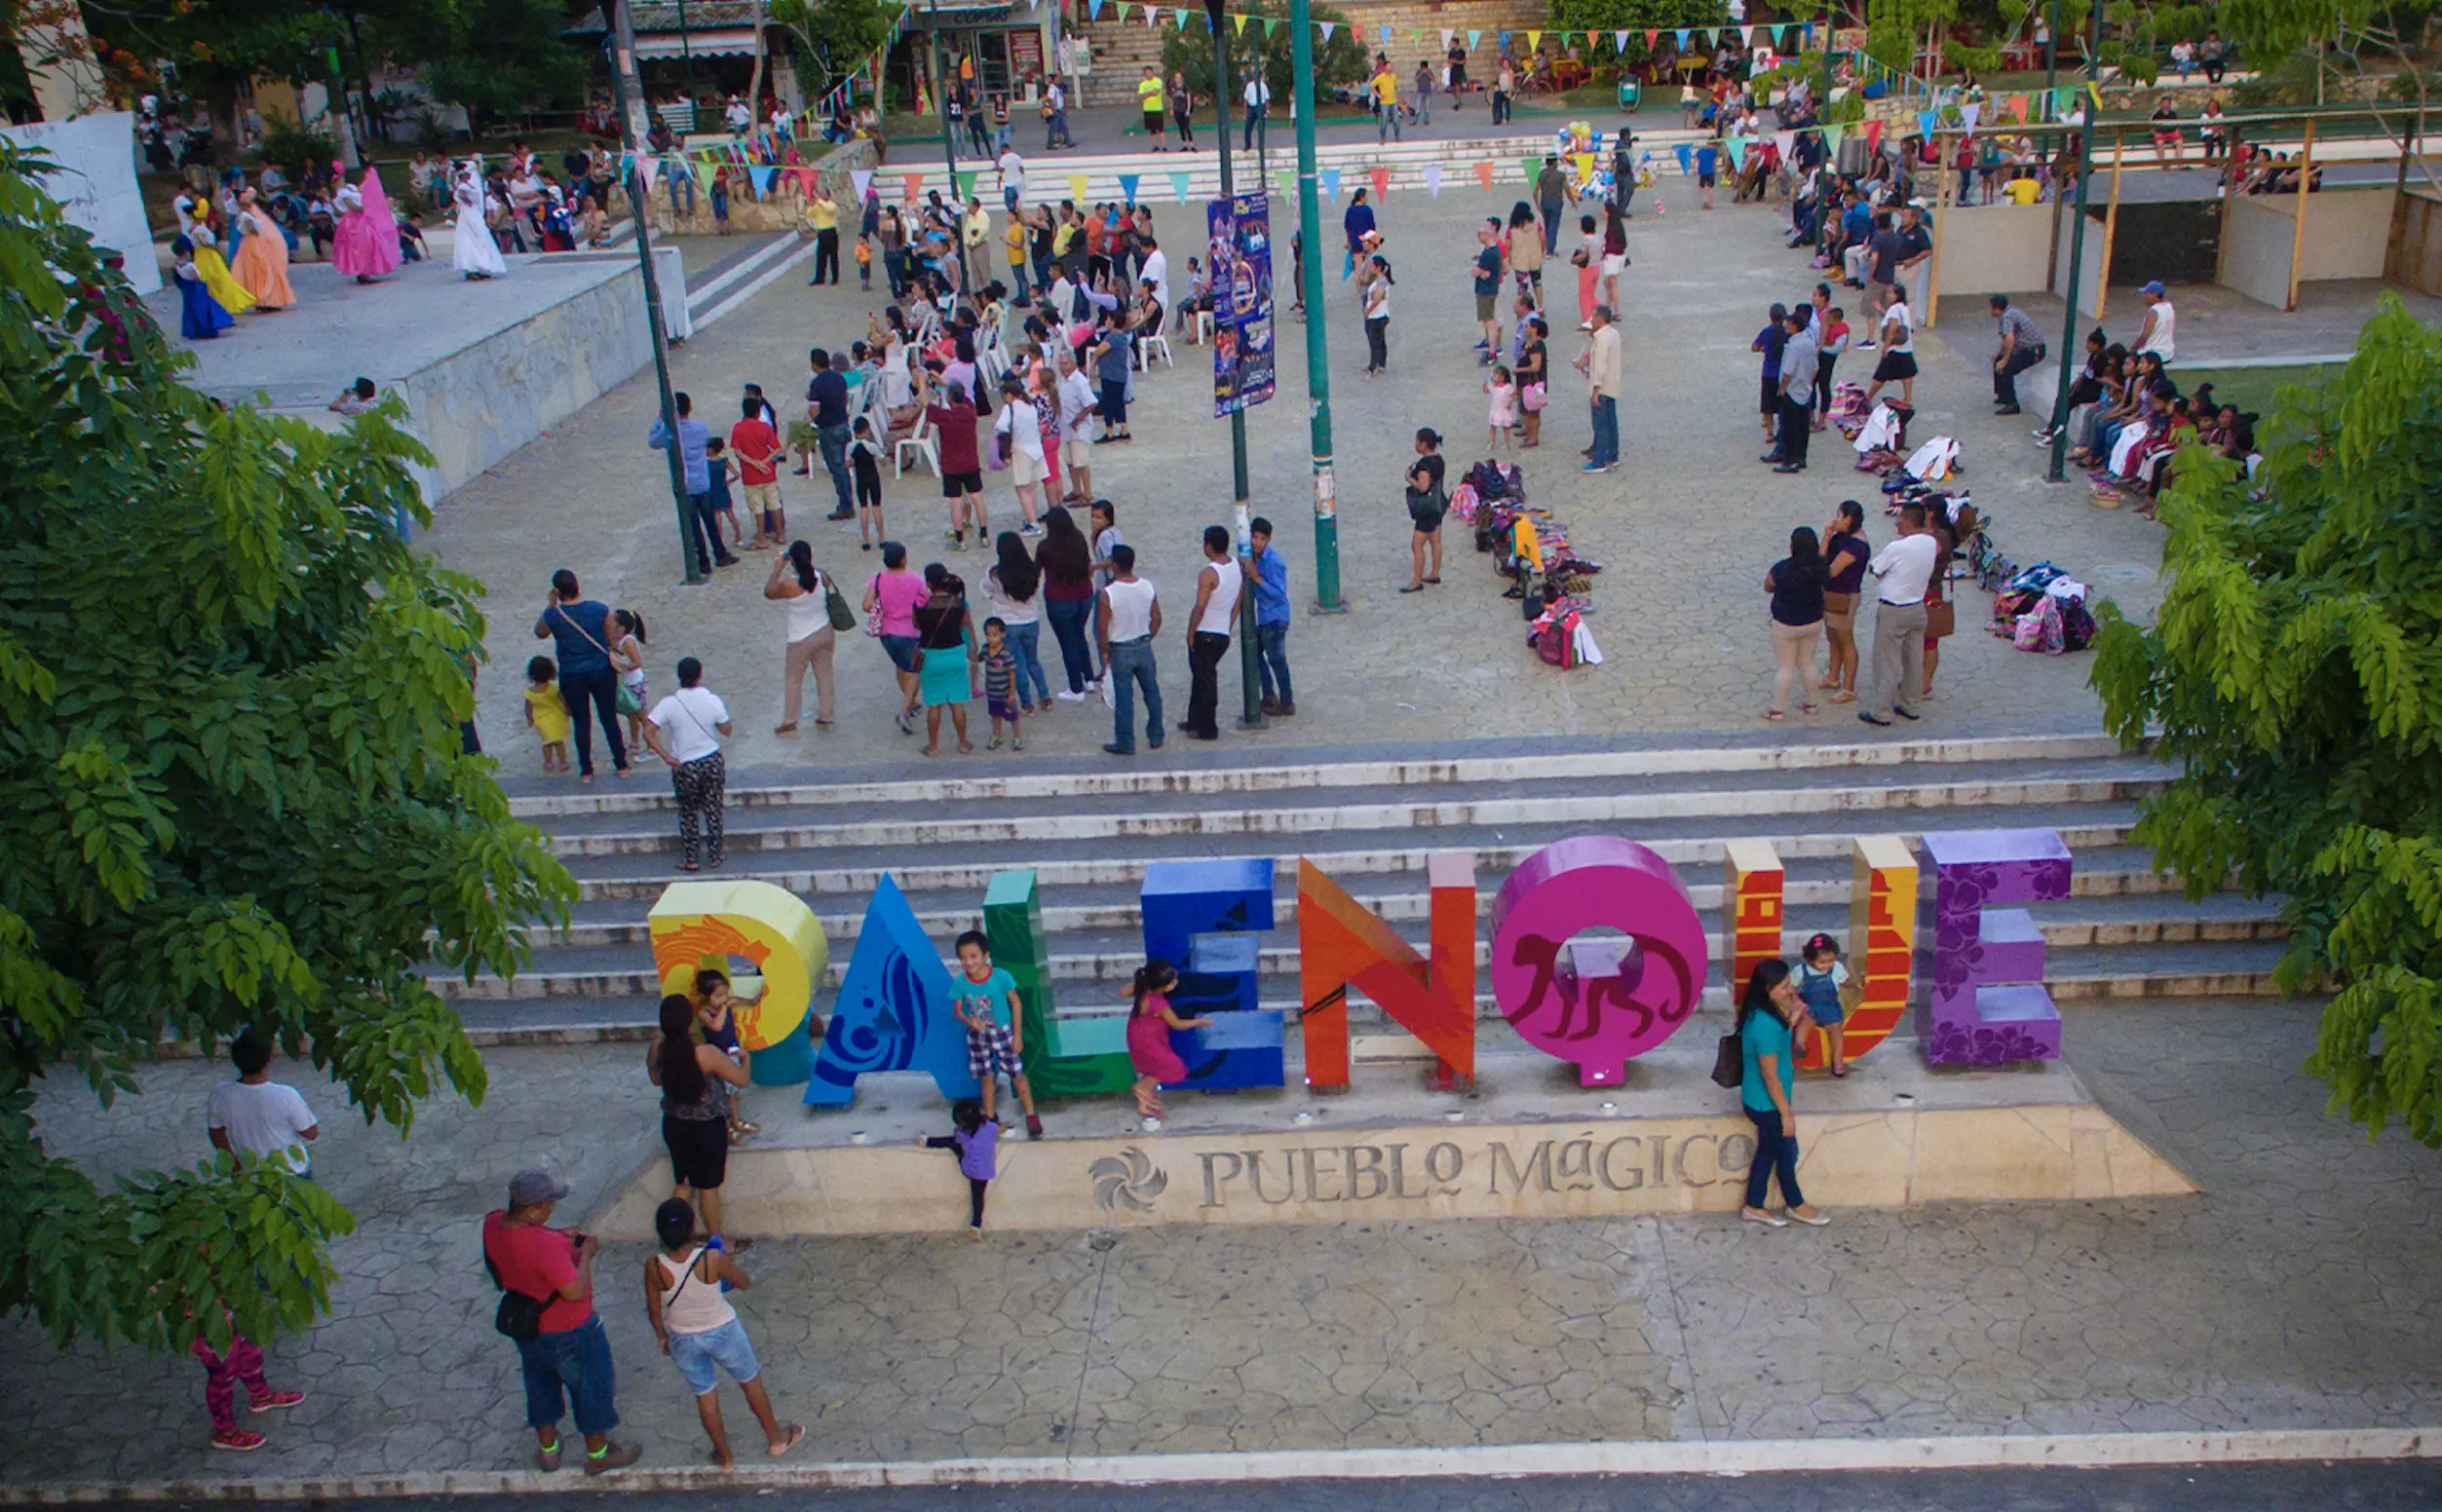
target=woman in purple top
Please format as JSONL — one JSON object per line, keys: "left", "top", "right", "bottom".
{"left": 862, "top": 541, "right": 931, "bottom": 733}
{"left": 1820, "top": 501, "right": 1872, "bottom": 703}
{"left": 919, "top": 1098, "right": 999, "bottom": 1237}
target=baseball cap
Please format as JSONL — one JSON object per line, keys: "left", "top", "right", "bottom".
{"left": 508, "top": 1170, "right": 571, "bottom": 1208}
{"left": 2142, "top": 280, "right": 2166, "bottom": 294}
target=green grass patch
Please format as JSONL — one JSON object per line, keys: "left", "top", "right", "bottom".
{"left": 2174, "top": 362, "right": 2342, "bottom": 417}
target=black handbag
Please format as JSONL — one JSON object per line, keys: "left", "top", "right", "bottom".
{"left": 1710, "top": 1027, "right": 1744, "bottom": 1089}
{"left": 494, "top": 1288, "right": 546, "bottom": 1341}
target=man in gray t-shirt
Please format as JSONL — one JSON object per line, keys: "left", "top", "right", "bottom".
{"left": 1773, "top": 308, "right": 1820, "bottom": 473}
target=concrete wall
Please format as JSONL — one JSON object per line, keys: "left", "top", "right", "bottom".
{"left": 1931, "top": 203, "right": 2052, "bottom": 297}
{"left": 2050, "top": 207, "right": 2105, "bottom": 320}
{"left": 2224, "top": 196, "right": 2299, "bottom": 308}
{"left": 2, "top": 111, "right": 162, "bottom": 294}
{"left": 2297, "top": 184, "right": 2393, "bottom": 282}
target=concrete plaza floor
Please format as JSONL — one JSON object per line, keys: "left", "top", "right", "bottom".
{"left": 1, "top": 998, "right": 2435, "bottom": 1489}
{"left": 428, "top": 181, "right": 2194, "bottom": 779}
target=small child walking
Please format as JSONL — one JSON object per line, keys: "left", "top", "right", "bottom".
{"left": 848, "top": 415, "right": 886, "bottom": 549}
{"left": 979, "top": 617, "right": 1023, "bottom": 751}
{"left": 709, "top": 168, "right": 732, "bottom": 233}
{"left": 855, "top": 232, "right": 874, "bottom": 290}
{"left": 612, "top": 609, "right": 650, "bottom": 753}
{"left": 524, "top": 656, "right": 571, "bottom": 773}
{"left": 704, "top": 436, "right": 744, "bottom": 551}
{"left": 1124, "top": 960, "right": 1208, "bottom": 1126}
{"left": 950, "top": 930, "right": 1043, "bottom": 1136}
{"left": 918, "top": 1097, "right": 998, "bottom": 1238}
{"left": 191, "top": 1323, "right": 305, "bottom": 1452}
{"left": 1485, "top": 363, "right": 1517, "bottom": 449}
{"left": 1796, "top": 930, "right": 1853, "bottom": 1077}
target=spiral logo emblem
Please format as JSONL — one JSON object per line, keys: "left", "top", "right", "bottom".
{"left": 1088, "top": 1148, "right": 1168, "bottom": 1213}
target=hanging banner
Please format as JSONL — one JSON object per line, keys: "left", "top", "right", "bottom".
{"left": 1321, "top": 167, "right": 1341, "bottom": 200}
{"left": 1645, "top": 28, "right": 1659, "bottom": 48}
{"left": 850, "top": 168, "right": 874, "bottom": 201}
{"left": 1276, "top": 169, "right": 1294, "bottom": 205}
{"left": 1442, "top": 27, "right": 1455, "bottom": 48}
{"left": 1234, "top": 12, "right": 1249, "bottom": 30}
{"left": 1170, "top": 170, "right": 1191, "bottom": 202}
{"left": 902, "top": 172, "right": 923, "bottom": 202}
{"left": 1527, "top": 29, "right": 1541, "bottom": 50}
{"left": 1916, "top": 110, "right": 1936, "bottom": 140}
{"left": 1724, "top": 137, "right": 1745, "bottom": 171}
{"left": 1518, "top": 155, "right": 1540, "bottom": 187}
{"left": 1424, "top": 163, "right": 1444, "bottom": 198}
{"left": 1472, "top": 160, "right": 1494, "bottom": 190}
{"left": 1207, "top": 190, "right": 1277, "bottom": 418}
{"left": 1863, "top": 119, "right": 1885, "bottom": 154}
{"left": 751, "top": 166, "right": 777, "bottom": 193}
{"left": 954, "top": 169, "right": 978, "bottom": 201}
{"left": 1119, "top": 171, "right": 1141, "bottom": 203}
{"left": 2007, "top": 93, "right": 2030, "bottom": 124}
{"left": 1961, "top": 102, "right": 1982, "bottom": 135}
{"left": 1674, "top": 142, "right": 1693, "bottom": 175}
{"left": 1468, "top": 28, "right": 1482, "bottom": 48}
{"left": 1774, "top": 132, "right": 1794, "bottom": 161}
{"left": 1319, "top": 20, "right": 1335, "bottom": 42}
{"left": 1369, "top": 166, "right": 1391, "bottom": 201}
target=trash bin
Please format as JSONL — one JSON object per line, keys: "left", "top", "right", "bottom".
{"left": 1617, "top": 78, "right": 1643, "bottom": 111}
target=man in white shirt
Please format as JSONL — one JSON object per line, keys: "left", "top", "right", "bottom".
{"left": 1138, "top": 237, "right": 1170, "bottom": 316}
{"left": 1577, "top": 303, "right": 1622, "bottom": 472}
{"left": 723, "top": 94, "right": 751, "bottom": 134}
{"left": 996, "top": 145, "right": 1026, "bottom": 212}
{"left": 1044, "top": 80, "right": 1073, "bottom": 150}
{"left": 1860, "top": 501, "right": 1938, "bottom": 727}
{"left": 1097, "top": 543, "right": 1164, "bottom": 755}
{"left": 1181, "top": 524, "right": 1241, "bottom": 741}
{"left": 1243, "top": 75, "right": 1272, "bottom": 152}
{"left": 2134, "top": 280, "right": 2176, "bottom": 363}
{"left": 1055, "top": 349, "right": 1097, "bottom": 504}
{"left": 640, "top": 657, "right": 735, "bottom": 870}
{"left": 208, "top": 1031, "right": 320, "bottom": 1176}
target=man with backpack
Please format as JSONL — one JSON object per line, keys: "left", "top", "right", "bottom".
{"left": 483, "top": 1170, "right": 644, "bottom": 1474}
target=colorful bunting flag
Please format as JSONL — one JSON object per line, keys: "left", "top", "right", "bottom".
{"left": 1069, "top": 172, "right": 1088, "bottom": 203}
{"left": 1369, "top": 166, "right": 1390, "bottom": 200}
{"left": 1674, "top": 28, "right": 1690, "bottom": 48}
{"left": 1917, "top": 110, "right": 1935, "bottom": 139}
{"left": 1441, "top": 27, "right": 1454, "bottom": 49}
{"left": 636, "top": 156, "right": 657, "bottom": 194}
{"left": 1527, "top": 29, "right": 1541, "bottom": 50}
{"left": 1724, "top": 137, "right": 1745, "bottom": 170}
{"left": 1467, "top": 28, "right": 1481, "bottom": 49}
{"left": 1232, "top": 12, "right": 1248, "bottom": 30}
{"left": 1145, "top": 4, "right": 1158, "bottom": 26}
{"left": 1774, "top": 131, "right": 1794, "bottom": 160}
{"left": 751, "top": 166, "right": 775, "bottom": 193}
{"left": 1822, "top": 123, "right": 1844, "bottom": 155}
{"left": 1276, "top": 169, "right": 1294, "bottom": 205}
{"left": 1863, "top": 119, "right": 1884, "bottom": 154}
{"left": 1674, "top": 143, "right": 1692, "bottom": 174}
{"left": 2007, "top": 93, "right": 2029, "bottom": 124}
{"left": 1318, "top": 19, "right": 1333, "bottom": 41}
{"left": 1645, "top": 28, "right": 1658, "bottom": 47}
{"left": 1618, "top": 29, "right": 1632, "bottom": 52}
{"left": 1169, "top": 170, "right": 1190, "bottom": 202}
{"left": 850, "top": 168, "right": 873, "bottom": 200}
{"left": 1423, "top": 163, "right": 1444, "bottom": 198}
{"left": 1472, "top": 160, "right": 1494, "bottom": 190}
{"left": 1382, "top": 24, "right": 1392, "bottom": 43}
{"left": 901, "top": 172, "right": 922, "bottom": 202}
{"left": 1961, "top": 102, "right": 1981, "bottom": 135}
{"left": 1118, "top": 171, "right": 1140, "bottom": 203}
{"left": 1262, "top": 15, "right": 1278, "bottom": 33}
{"left": 1116, "top": 1, "right": 1130, "bottom": 18}
{"left": 1174, "top": 7, "right": 1188, "bottom": 27}
{"left": 1321, "top": 167, "right": 1341, "bottom": 200}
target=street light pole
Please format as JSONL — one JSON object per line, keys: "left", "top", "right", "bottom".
{"left": 933, "top": 0, "right": 961, "bottom": 175}
{"left": 609, "top": 0, "right": 708, "bottom": 582}
{"left": 1288, "top": 0, "right": 1344, "bottom": 611}
{"left": 1207, "top": 0, "right": 1266, "bottom": 729}
{"left": 2043, "top": 0, "right": 2105, "bottom": 484}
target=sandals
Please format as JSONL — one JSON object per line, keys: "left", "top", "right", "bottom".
{"left": 768, "top": 1423, "right": 806, "bottom": 1458}
{"left": 773, "top": 723, "right": 798, "bottom": 736}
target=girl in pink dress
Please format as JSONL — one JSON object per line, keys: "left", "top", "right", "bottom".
{"left": 1125, "top": 961, "right": 1208, "bottom": 1123}
{"left": 330, "top": 165, "right": 403, "bottom": 284}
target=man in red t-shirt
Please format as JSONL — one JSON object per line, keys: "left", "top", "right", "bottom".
{"left": 729, "top": 397, "right": 784, "bottom": 549}
{"left": 482, "top": 1170, "right": 643, "bottom": 1474}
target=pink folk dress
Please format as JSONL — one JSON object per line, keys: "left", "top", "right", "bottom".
{"left": 330, "top": 168, "right": 403, "bottom": 280}
{"left": 1126, "top": 994, "right": 1189, "bottom": 1083}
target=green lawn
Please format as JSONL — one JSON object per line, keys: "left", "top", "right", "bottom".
{"left": 2174, "top": 362, "right": 2340, "bottom": 418}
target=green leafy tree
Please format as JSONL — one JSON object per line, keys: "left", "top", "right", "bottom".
{"left": 1159, "top": 0, "right": 1366, "bottom": 110}
{"left": 0, "top": 145, "right": 575, "bottom": 1353}
{"left": 769, "top": 0, "right": 898, "bottom": 104}
{"left": 1548, "top": 0, "right": 1734, "bottom": 69}
{"left": 2223, "top": 0, "right": 2441, "bottom": 184}
{"left": 2090, "top": 294, "right": 2442, "bottom": 1150}
{"left": 388, "top": 0, "right": 589, "bottom": 130}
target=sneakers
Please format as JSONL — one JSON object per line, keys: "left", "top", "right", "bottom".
{"left": 1102, "top": 742, "right": 1134, "bottom": 755}
{"left": 1026, "top": 1114, "right": 1045, "bottom": 1139}
{"left": 211, "top": 1428, "right": 268, "bottom": 1452}
{"left": 250, "top": 1390, "right": 306, "bottom": 1414}
{"left": 1055, "top": 689, "right": 1086, "bottom": 703}
{"left": 585, "top": 1441, "right": 644, "bottom": 1476}
{"left": 1020, "top": 522, "right": 1044, "bottom": 536}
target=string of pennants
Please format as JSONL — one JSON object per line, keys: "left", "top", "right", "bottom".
{"left": 1079, "top": 1, "right": 1823, "bottom": 57}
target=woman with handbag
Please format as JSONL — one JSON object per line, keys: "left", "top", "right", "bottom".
{"left": 1515, "top": 316, "right": 1549, "bottom": 448}
{"left": 912, "top": 563, "right": 978, "bottom": 757}
{"left": 765, "top": 543, "right": 844, "bottom": 735}
{"left": 1820, "top": 502, "right": 1871, "bottom": 703}
{"left": 1399, "top": 428, "right": 1448, "bottom": 595}
{"left": 640, "top": 659, "right": 735, "bottom": 872}
{"left": 1736, "top": 960, "right": 1829, "bottom": 1228}
{"left": 1921, "top": 513, "right": 1959, "bottom": 699}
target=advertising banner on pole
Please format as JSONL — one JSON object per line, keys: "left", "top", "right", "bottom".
{"left": 1207, "top": 189, "right": 1277, "bottom": 417}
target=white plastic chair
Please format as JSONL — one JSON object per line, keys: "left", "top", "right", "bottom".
{"left": 1192, "top": 309, "right": 1213, "bottom": 344}
{"left": 1139, "top": 333, "right": 1174, "bottom": 369}
{"left": 895, "top": 415, "right": 938, "bottom": 478}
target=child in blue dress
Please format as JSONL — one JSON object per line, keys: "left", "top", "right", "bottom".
{"left": 1795, "top": 931, "right": 1852, "bottom": 1077}
{"left": 173, "top": 237, "right": 234, "bottom": 340}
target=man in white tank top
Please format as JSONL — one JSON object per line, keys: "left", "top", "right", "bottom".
{"left": 1097, "top": 543, "right": 1164, "bottom": 754}
{"left": 1181, "top": 524, "right": 1241, "bottom": 740}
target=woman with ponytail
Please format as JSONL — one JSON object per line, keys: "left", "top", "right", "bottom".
{"left": 763, "top": 540, "right": 837, "bottom": 735}
{"left": 646, "top": 994, "right": 749, "bottom": 1240}
{"left": 1123, "top": 960, "right": 1209, "bottom": 1126}
{"left": 1736, "top": 961, "right": 1828, "bottom": 1229}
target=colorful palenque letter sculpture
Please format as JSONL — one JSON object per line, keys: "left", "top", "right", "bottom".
{"left": 804, "top": 875, "right": 979, "bottom": 1105}
{"left": 648, "top": 879, "right": 829, "bottom": 1083}
{"left": 1815, "top": 834, "right": 1916, "bottom": 1068}
{"left": 1139, "top": 857, "right": 1284, "bottom": 1090}
{"left": 1918, "top": 828, "right": 2071, "bottom": 1065}
{"left": 985, "top": 868, "right": 1134, "bottom": 1097}
{"left": 1297, "top": 851, "right": 1478, "bottom": 1093}
{"left": 1487, "top": 836, "right": 1708, "bottom": 1086}
{"left": 1722, "top": 838, "right": 1784, "bottom": 1000}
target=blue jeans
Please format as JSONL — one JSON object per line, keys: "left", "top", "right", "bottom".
{"left": 1256, "top": 622, "right": 1292, "bottom": 706}
{"left": 1007, "top": 619, "right": 1051, "bottom": 707}
{"left": 1743, "top": 1106, "right": 1806, "bottom": 1211}
{"left": 1107, "top": 637, "right": 1163, "bottom": 750}
{"left": 1589, "top": 395, "right": 1620, "bottom": 468}
{"left": 818, "top": 423, "right": 853, "bottom": 514}
{"left": 668, "top": 1316, "right": 761, "bottom": 1396}
{"left": 1046, "top": 596, "right": 1095, "bottom": 693}
{"left": 668, "top": 170, "right": 696, "bottom": 215}
{"left": 1378, "top": 107, "right": 1401, "bottom": 142}
{"left": 516, "top": 1314, "right": 621, "bottom": 1437}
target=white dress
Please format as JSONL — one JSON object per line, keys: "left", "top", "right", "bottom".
{"left": 453, "top": 175, "right": 508, "bottom": 278}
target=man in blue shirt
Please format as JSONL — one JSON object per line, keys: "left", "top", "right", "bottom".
{"left": 648, "top": 392, "right": 736, "bottom": 573}
{"left": 806, "top": 348, "right": 855, "bottom": 521}
{"left": 532, "top": 569, "right": 630, "bottom": 779}
{"left": 1246, "top": 516, "right": 1294, "bottom": 716}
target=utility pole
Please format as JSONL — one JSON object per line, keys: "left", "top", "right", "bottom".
{"left": 1289, "top": 0, "right": 1344, "bottom": 611}
{"left": 1208, "top": 0, "right": 1266, "bottom": 729}
{"left": 2043, "top": 0, "right": 2105, "bottom": 484}
{"left": 609, "top": 0, "right": 708, "bottom": 582}
{"left": 933, "top": 0, "right": 961, "bottom": 175}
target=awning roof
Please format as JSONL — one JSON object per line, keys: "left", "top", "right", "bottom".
{"left": 631, "top": 26, "right": 762, "bottom": 57}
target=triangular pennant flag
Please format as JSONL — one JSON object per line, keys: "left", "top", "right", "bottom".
{"left": 1175, "top": 8, "right": 1189, "bottom": 28}
{"left": 637, "top": 156, "right": 658, "bottom": 194}
{"left": 1644, "top": 28, "right": 1658, "bottom": 47}
{"left": 1674, "top": 28, "right": 1691, "bottom": 48}
{"left": 1863, "top": 119, "right": 1884, "bottom": 154}
{"left": 1318, "top": 19, "right": 1334, "bottom": 41}
{"left": 1574, "top": 152, "right": 1593, "bottom": 179}
{"left": 1321, "top": 168, "right": 1341, "bottom": 200}
{"left": 851, "top": 168, "right": 874, "bottom": 200}
{"left": 1233, "top": 11, "right": 1248, "bottom": 29}
{"left": 1822, "top": 123, "right": 1844, "bottom": 155}
{"left": 1382, "top": 24, "right": 1392, "bottom": 44}
{"left": 751, "top": 166, "right": 776, "bottom": 193}
{"left": 1116, "top": 0, "right": 1129, "bottom": 17}
{"left": 2007, "top": 93, "right": 2029, "bottom": 124}
{"left": 796, "top": 167, "right": 820, "bottom": 195}
{"left": 1527, "top": 29, "right": 1541, "bottom": 49}
{"left": 1263, "top": 15, "right": 1278, "bottom": 33}
{"left": 1473, "top": 160, "right": 1494, "bottom": 190}
{"left": 1169, "top": 170, "right": 1190, "bottom": 202}
{"left": 1616, "top": 29, "right": 1630, "bottom": 52}
{"left": 1276, "top": 169, "right": 1294, "bottom": 205}
{"left": 902, "top": 172, "right": 922, "bottom": 202}
{"left": 1413, "top": 27, "right": 1428, "bottom": 44}
{"left": 1724, "top": 136, "right": 1745, "bottom": 170}
{"left": 1917, "top": 110, "right": 1936, "bottom": 140}
{"left": 1442, "top": 27, "right": 1454, "bottom": 47}
{"left": 1518, "top": 156, "right": 1539, "bottom": 188}
{"left": 1068, "top": 172, "right": 1088, "bottom": 203}
{"left": 1369, "top": 166, "right": 1390, "bottom": 200}
{"left": 1088, "top": 0, "right": 1101, "bottom": 16}
{"left": 1499, "top": 31, "right": 1510, "bottom": 51}
{"left": 954, "top": 169, "right": 978, "bottom": 201}
{"left": 693, "top": 160, "right": 716, "bottom": 186}
{"left": 1961, "top": 102, "right": 1982, "bottom": 135}
{"left": 1467, "top": 28, "right": 1481, "bottom": 48}
{"left": 2052, "top": 85, "right": 2075, "bottom": 115}
{"left": 1118, "top": 171, "right": 1140, "bottom": 203}
{"left": 1774, "top": 131, "right": 1794, "bottom": 160}
{"left": 1674, "top": 143, "right": 1692, "bottom": 175}
{"left": 1424, "top": 163, "right": 1444, "bottom": 198}
{"left": 1145, "top": 4, "right": 1158, "bottom": 26}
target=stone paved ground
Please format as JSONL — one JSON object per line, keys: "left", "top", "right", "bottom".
{"left": 428, "top": 184, "right": 2180, "bottom": 781}
{"left": 4, "top": 998, "right": 2435, "bottom": 1487}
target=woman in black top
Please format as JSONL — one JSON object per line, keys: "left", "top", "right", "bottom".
{"left": 911, "top": 563, "right": 975, "bottom": 756}
{"left": 1401, "top": 427, "right": 1447, "bottom": 594}
{"left": 1820, "top": 501, "right": 1871, "bottom": 702}
{"left": 1516, "top": 317, "right": 1549, "bottom": 448}
{"left": 1764, "top": 526, "right": 1827, "bottom": 720}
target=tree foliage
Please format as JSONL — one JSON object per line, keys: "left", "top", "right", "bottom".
{"left": 1547, "top": 0, "right": 1732, "bottom": 32}
{"left": 1158, "top": 0, "right": 1367, "bottom": 107}
{"left": 0, "top": 145, "right": 575, "bottom": 1353}
{"left": 769, "top": 0, "right": 899, "bottom": 103}
{"left": 2090, "top": 295, "right": 2442, "bottom": 1149}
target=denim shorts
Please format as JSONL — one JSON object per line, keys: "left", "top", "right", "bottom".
{"left": 516, "top": 1313, "right": 620, "bottom": 1435}
{"left": 668, "top": 1315, "right": 761, "bottom": 1395}
{"left": 881, "top": 633, "right": 920, "bottom": 673}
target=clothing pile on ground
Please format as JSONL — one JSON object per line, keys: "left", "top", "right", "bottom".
{"left": 1985, "top": 561, "right": 2098, "bottom": 655}
{"left": 1452, "top": 460, "right": 1606, "bottom": 668}
{"left": 1831, "top": 381, "right": 1955, "bottom": 481}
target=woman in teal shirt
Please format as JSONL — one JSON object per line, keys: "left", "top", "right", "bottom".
{"left": 1738, "top": 960, "right": 1829, "bottom": 1228}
